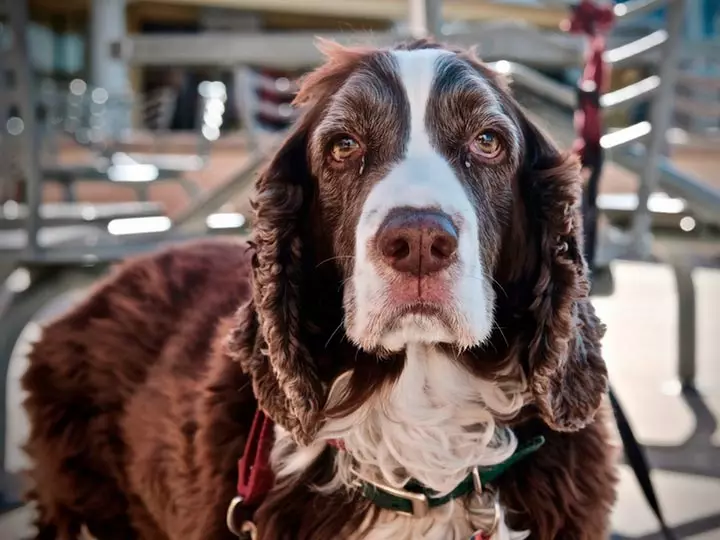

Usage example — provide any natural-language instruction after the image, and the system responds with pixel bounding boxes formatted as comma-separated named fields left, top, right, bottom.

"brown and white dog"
left=21, top=39, right=618, bottom=540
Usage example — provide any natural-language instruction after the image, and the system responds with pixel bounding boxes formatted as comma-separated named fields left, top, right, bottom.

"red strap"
left=565, top=0, right=614, bottom=37
left=236, top=409, right=346, bottom=506
left=563, top=0, right=615, bottom=166
left=237, top=409, right=276, bottom=505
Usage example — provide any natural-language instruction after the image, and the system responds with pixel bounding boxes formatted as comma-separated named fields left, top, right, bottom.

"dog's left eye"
left=470, top=131, right=502, bottom=158
left=331, top=137, right=361, bottom=162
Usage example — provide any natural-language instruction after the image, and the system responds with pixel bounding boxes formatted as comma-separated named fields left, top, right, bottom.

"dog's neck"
left=270, top=342, right=530, bottom=540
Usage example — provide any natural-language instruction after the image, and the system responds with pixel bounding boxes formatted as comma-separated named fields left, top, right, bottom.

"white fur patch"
left=271, top=344, right=529, bottom=540
left=346, top=48, right=494, bottom=352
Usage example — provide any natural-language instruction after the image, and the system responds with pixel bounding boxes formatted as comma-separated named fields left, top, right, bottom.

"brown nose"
left=376, top=209, right=458, bottom=275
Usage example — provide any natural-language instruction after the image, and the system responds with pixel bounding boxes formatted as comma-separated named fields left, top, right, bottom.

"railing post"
left=629, top=0, right=686, bottom=258
left=6, top=0, right=41, bottom=257
left=408, top=0, right=443, bottom=39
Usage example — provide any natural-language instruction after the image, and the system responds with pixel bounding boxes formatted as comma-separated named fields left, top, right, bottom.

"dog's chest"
left=271, top=344, right=530, bottom=539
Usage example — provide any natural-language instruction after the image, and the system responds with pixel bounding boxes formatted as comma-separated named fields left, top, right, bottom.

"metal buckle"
left=469, top=478, right=501, bottom=538
left=471, top=467, right=483, bottom=494
left=226, top=496, right=258, bottom=539
left=350, top=467, right=430, bottom=518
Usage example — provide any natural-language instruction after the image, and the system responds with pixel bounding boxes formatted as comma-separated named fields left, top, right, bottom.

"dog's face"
left=304, top=45, right=522, bottom=352
left=234, top=39, right=608, bottom=444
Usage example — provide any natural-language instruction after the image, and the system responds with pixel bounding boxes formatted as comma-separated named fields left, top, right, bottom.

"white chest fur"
left=270, top=343, right=530, bottom=540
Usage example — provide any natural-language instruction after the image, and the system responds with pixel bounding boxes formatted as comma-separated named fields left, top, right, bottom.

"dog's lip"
left=392, top=301, right=445, bottom=317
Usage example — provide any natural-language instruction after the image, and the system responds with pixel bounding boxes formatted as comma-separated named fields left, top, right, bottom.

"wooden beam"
left=122, top=25, right=587, bottom=69
left=127, top=0, right=568, bottom=28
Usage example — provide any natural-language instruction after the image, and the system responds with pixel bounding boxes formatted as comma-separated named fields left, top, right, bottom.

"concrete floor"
left=1, top=259, right=719, bottom=539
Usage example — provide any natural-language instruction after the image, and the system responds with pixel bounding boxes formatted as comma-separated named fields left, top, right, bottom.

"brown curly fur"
left=21, top=39, right=618, bottom=540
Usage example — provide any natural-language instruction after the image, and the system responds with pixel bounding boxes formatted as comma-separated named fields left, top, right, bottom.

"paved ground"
left=1, top=259, right=719, bottom=539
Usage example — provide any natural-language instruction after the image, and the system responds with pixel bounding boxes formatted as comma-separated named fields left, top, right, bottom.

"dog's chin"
left=377, top=313, right=455, bottom=352
left=347, top=302, right=490, bottom=354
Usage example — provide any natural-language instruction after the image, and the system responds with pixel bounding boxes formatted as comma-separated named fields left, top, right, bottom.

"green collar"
left=351, top=435, right=545, bottom=517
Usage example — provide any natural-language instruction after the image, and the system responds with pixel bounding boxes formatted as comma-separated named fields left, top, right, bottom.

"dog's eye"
left=331, top=137, right=361, bottom=162
left=470, top=131, right=502, bottom=158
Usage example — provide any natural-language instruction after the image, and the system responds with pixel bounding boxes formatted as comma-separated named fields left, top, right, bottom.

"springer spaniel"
left=21, top=39, right=618, bottom=540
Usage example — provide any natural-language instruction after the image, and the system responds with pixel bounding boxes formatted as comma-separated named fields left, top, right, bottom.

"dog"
left=21, top=39, right=618, bottom=540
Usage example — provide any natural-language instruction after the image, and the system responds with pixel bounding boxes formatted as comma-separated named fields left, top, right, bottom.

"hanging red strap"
left=563, top=0, right=615, bottom=164
left=235, top=409, right=345, bottom=505
left=237, top=409, right=277, bottom=506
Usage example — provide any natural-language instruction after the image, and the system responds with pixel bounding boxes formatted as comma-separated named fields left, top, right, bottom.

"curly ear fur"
left=516, top=112, right=609, bottom=431
left=227, top=119, right=323, bottom=445
left=227, top=42, right=376, bottom=445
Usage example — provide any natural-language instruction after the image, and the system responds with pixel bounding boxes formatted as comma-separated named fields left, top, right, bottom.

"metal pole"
left=629, top=0, right=686, bottom=258
left=673, top=262, right=696, bottom=389
left=8, top=0, right=41, bottom=257
left=408, top=0, right=443, bottom=39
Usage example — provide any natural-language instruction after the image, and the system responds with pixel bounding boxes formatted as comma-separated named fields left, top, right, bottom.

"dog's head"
left=228, top=39, right=607, bottom=444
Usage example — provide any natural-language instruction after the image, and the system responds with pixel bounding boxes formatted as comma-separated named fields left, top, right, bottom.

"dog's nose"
left=376, top=209, right=458, bottom=275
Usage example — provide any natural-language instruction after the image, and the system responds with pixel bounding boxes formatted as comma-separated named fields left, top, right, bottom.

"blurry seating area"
left=1, top=0, right=719, bottom=538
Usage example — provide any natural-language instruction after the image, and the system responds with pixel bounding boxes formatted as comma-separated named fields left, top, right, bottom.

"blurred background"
left=0, top=0, right=718, bottom=538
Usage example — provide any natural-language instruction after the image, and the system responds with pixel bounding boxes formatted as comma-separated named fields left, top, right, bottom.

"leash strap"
left=237, top=409, right=276, bottom=506
left=609, top=387, right=677, bottom=540
left=565, top=0, right=614, bottom=270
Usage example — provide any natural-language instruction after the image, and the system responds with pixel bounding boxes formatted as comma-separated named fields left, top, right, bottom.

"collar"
left=349, top=435, right=545, bottom=518
left=229, top=409, right=545, bottom=535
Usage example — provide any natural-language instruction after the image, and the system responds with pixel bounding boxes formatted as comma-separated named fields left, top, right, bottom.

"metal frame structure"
left=0, top=0, right=281, bottom=499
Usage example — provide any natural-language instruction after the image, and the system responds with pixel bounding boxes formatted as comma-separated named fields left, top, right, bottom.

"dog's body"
left=22, top=40, right=618, bottom=540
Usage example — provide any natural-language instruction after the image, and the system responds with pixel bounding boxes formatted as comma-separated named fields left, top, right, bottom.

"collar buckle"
left=471, top=466, right=483, bottom=493
left=350, top=467, right=430, bottom=517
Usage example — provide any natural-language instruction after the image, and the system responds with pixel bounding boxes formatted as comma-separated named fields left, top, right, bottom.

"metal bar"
left=613, top=150, right=720, bottom=227
left=629, top=0, right=687, bottom=258
left=8, top=0, right=41, bottom=257
left=172, top=149, right=271, bottom=233
left=408, top=0, right=443, bottom=39
left=613, top=0, right=669, bottom=21
left=600, top=122, right=652, bottom=149
left=605, top=29, right=668, bottom=65
left=673, top=263, right=696, bottom=389
left=119, top=29, right=592, bottom=69
left=489, top=61, right=577, bottom=108
left=127, top=0, right=569, bottom=28
left=600, top=75, right=660, bottom=110
left=494, top=63, right=658, bottom=113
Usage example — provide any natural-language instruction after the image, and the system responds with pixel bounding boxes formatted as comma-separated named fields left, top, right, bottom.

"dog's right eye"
left=331, top=137, right=361, bottom=162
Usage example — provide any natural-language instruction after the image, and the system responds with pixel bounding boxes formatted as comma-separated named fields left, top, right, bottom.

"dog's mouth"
left=368, top=300, right=459, bottom=352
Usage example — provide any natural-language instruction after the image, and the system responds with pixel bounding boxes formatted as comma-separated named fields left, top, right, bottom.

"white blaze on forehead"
left=391, top=48, right=452, bottom=156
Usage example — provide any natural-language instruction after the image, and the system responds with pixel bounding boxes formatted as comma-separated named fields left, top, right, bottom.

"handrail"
left=605, top=29, right=667, bottom=65
left=612, top=0, right=669, bottom=20
left=615, top=148, right=720, bottom=227
left=488, top=61, right=576, bottom=108
left=601, top=75, right=660, bottom=110
left=489, top=61, right=658, bottom=113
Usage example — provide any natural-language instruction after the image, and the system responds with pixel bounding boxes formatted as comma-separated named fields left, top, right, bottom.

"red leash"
left=236, top=410, right=276, bottom=506
left=563, top=0, right=615, bottom=269
left=564, top=0, right=615, bottom=162
left=233, top=409, right=344, bottom=527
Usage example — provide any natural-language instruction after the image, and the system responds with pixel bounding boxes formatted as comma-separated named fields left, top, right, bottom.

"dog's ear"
left=227, top=41, right=376, bottom=445
left=228, top=114, right=324, bottom=446
left=512, top=107, right=609, bottom=432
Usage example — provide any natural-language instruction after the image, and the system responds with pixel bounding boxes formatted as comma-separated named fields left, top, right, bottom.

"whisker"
left=493, top=323, right=509, bottom=348
left=490, top=277, right=509, bottom=299
left=316, top=255, right=355, bottom=269
left=325, top=320, right=346, bottom=348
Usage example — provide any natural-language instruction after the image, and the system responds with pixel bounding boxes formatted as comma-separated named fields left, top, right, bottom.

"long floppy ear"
left=227, top=115, right=324, bottom=445
left=226, top=41, right=385, bottom=444
left=515, top=108, right=609, bottom=432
